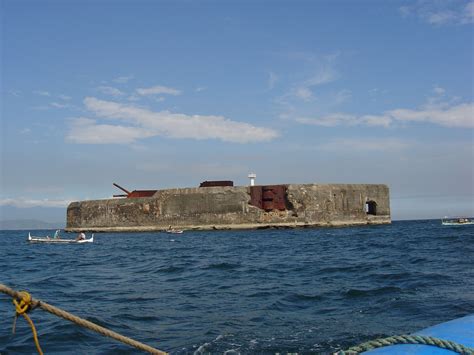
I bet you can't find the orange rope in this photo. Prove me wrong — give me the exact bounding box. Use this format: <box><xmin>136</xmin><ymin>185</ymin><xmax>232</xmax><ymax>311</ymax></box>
<box><xmin>12</xmin><ymin>291</ymin><xmax>43</xmax><ymax>355</ymax></box>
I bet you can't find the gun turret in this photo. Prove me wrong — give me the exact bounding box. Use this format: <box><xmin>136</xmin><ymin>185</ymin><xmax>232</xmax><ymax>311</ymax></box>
<box><xmin>113</xmin><ymin>183</ymin><xmax>158</xmax><ymax>198</ymax></box>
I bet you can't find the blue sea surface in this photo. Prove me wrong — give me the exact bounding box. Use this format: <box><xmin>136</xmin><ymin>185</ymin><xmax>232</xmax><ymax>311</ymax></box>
<box><xmin>1</xmin><ymin>220</ymin><xmax>473</xmax><ymax>354</ymax></box>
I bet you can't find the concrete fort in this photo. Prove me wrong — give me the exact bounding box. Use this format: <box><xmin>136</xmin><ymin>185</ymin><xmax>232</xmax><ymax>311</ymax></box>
<box><xmin>66</xmin><ymin>183</ymin><xmax>391</xmax><ymax>232</ymax></box>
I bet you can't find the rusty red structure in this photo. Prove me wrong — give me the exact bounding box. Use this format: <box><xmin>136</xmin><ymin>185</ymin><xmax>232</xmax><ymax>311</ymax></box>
<box><xmin>249</xmin><ymin>185</ymin><xmax>288</xmax><ymax>211</ymax></box>
<box><xmin>113</xmin><ymin>183</ymin><xmax>157</xmax><ymax>198</ymax></box>
<box><xmin>199</xmin><ymin>180</ymin><xmax>234</xmax><ymax>187</ymax></box>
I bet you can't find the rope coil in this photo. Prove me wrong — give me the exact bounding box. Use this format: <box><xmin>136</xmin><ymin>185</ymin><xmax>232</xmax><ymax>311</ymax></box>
<box><xmin>336</xmin><ymin>334</ymin><xmax>474</xmax><ymax>354</ymax></box>
<box><xmin>11</xmin><ymin>290</ymin><xmax>43</xmax><ymax>355</ymax></box>
<box><xmin>13</xmin><ymin>291</ymin><xmax>33</xmax><ymax>315</ymax></box>
<box><xmin>1</xmin><ymin>283</ymin><xmax>167</xmax><ymax>355</ymax></box>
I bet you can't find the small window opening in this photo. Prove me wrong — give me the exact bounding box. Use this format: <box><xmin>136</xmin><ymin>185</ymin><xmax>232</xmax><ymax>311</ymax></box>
<box><xmin>365</xmin><ymin>201</ymin><xmax>377</xmax><ymax>215</ymax></box>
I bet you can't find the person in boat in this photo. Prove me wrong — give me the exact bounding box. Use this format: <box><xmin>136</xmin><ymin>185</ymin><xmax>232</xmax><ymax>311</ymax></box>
<box><xmin>53</xmin><ymin>230</ymin><xmax>60</xmax><ymax>239</ymax></box>
<box><xmin>76</xmin><ymin>232</ymin><xmax>86</xmax><ymax>241</ymax></box>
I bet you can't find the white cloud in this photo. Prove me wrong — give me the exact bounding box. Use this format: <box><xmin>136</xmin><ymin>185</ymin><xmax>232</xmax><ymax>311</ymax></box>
<box><xmin>283</xmin><ymin>57</ymin><xmax>338</xmax><ymax>102</ymax></box>
<box><xmin>195</xmin><ymin>86</ymin><xmax>207</xmax><ymax>92</ymax></box>
<box><xmin>304</xmin><ymin>67</ymin><xmax>337</xmax><ymax>87</ymax></box>
<box><xmin>0</xmin><ymin>197</ymin><xmax>72</xmax><ymax>208</ymax></box>
<box><xmin>399</xmin><ymin>5</ymin><xmax>411</xmax><ymax>17</ymax></box>
<box><xmin>113</xmin><ymin>75</ymin><xmax>134</xmax><ymax>83</ymax></box>
<box><xmin>428</xmin><ymin>11</ymin><xmax>457</xmax><ymax>24</ymax></box>
<box><xmin>136</xmin><ymin>85</ymin><xmax>181</xmax><ymax>96</ymax></box>
<box><xmin>400</xmin><ymin>0</ymin><xmax>474</xmax><ymax>25</ymax></box>
<box><xmin>97</xmin><ymin>86</ymin><xmax>125</xmax><ymax>97</ymax></box>
<box><xmin>388</xmin><ymin>102</ymin><xmax>473</xmax><ymax>127</ymax></box>
<box><xmin>433</xmin><ymin>86</ymin><xmax>446</xmax><ymax>95</ymax></box>
<box><xmin>296</xmin><ymin>114</ymin><xmax>349</xmax><ymax>127</ymax></box>
<box><xmin>127</xmin><ymin>94</ymin><xmax>141</xmax><ymax>101</ymax></box>
<box><xmin>333</xmin><ymin>89</ymin><xmax>352</xmax><ymax>104</ymax></box>
<box><xmin>58</xmin><ymin>94</ymin><xmax>72</xmax><ymax>100</ymax></box>
<box><xmin>466</xmin><ymin>1</ymin><xmax>474</xmax><ymax>20</ymax></box>
<box><xmin>296</xmin><ymin>101</ymin><xmax>473</xmax><ymax>128</ymax></box>
<box><xmin>66</xmin><ymin>117</ymin><xmax>153</xmax><ymax>144</ymax></box>
<box><xmin>34</xmin><ymin>90</ymin><xmax>51</xmax><ymax>96</ymax></box>
<box><xmin>294</xmin><ymin>87</ymin><xmax>313</xmax><ymax>101</ymax></box>
<box><xmin>67</xmin><ymin>98</ymin><xmax>279</xmax><ymax>144</ymax></box>
<box><xmin>50</xmin><ymin>102</ymin><xmax>69</xmax><ymax>108</ymax></box>
<box><xmin>361</xmin><ymin>114</ymin><xmax>393</xmax><ymax>127</ymax></box>
<box><xmin>296</xmin><ymin>113</ymin><xmax>391</xmax><ymax>127</ymax></box>
<box><xmin>292</xmin><ymin>66</ymin><xmax>338</xmax><ymax>102</ymax></box>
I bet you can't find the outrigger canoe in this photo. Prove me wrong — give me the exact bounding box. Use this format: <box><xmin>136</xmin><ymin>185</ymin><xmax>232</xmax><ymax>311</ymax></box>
<box><xmin>166</xmin><ymin>229</ymin><xmax>183</xmax><ymax>234</ymax></box>
<box><xmin>28</xmin><ymin>232</ymin><xmax>94</xmax><ymax>244</ymax></box>
<box><xmin>441</xmin><ymin>217</ymin><xmax>474</xmax><ymax>226</ymax></box>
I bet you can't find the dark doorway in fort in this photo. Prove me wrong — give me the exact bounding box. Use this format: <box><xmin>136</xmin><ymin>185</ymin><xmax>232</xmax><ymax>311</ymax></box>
<box><xmin>366</xmin><ymin>201</ymin><xmax>377</xmax><ymax>215</ymax></box>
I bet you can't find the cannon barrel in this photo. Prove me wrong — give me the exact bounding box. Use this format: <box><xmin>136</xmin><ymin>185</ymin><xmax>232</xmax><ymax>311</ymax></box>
<box><xmin>113</xmin><ymin>183</ymin><xmax>131</xmax><ymax>195</ymax></box>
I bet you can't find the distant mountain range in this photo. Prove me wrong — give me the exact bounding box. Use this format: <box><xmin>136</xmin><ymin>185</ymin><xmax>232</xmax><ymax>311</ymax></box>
<box><xmin>0</xmin><ymin>219</ymin><xmax>65</xmax><ymax>230</ymax></box>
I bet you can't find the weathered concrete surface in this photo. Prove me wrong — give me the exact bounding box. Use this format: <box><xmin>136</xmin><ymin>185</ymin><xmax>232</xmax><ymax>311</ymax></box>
<box><xmin>66</xmin><ymin>184</ymin><xmax>390</xmax><ymax>232</ymax></box>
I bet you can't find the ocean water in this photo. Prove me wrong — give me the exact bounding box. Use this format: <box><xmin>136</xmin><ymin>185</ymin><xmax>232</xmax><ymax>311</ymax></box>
<box><xmin>1</xmin><ymin>220</ymin><xmax>473</xmax><ymax>354</ymax></box>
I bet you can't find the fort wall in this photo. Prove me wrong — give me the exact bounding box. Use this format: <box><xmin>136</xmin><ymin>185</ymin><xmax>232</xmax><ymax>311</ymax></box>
<box><xmin>66</xmin><ymin>184</ymin><xmax>390</xmax><ymax>232</ymax></box>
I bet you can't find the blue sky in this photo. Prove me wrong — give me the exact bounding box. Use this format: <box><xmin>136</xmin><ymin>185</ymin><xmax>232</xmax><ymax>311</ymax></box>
<box><xmin>1</xmin><ymin>0</ymin><xmax>473</xmax><ymax>222</ymax></box>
